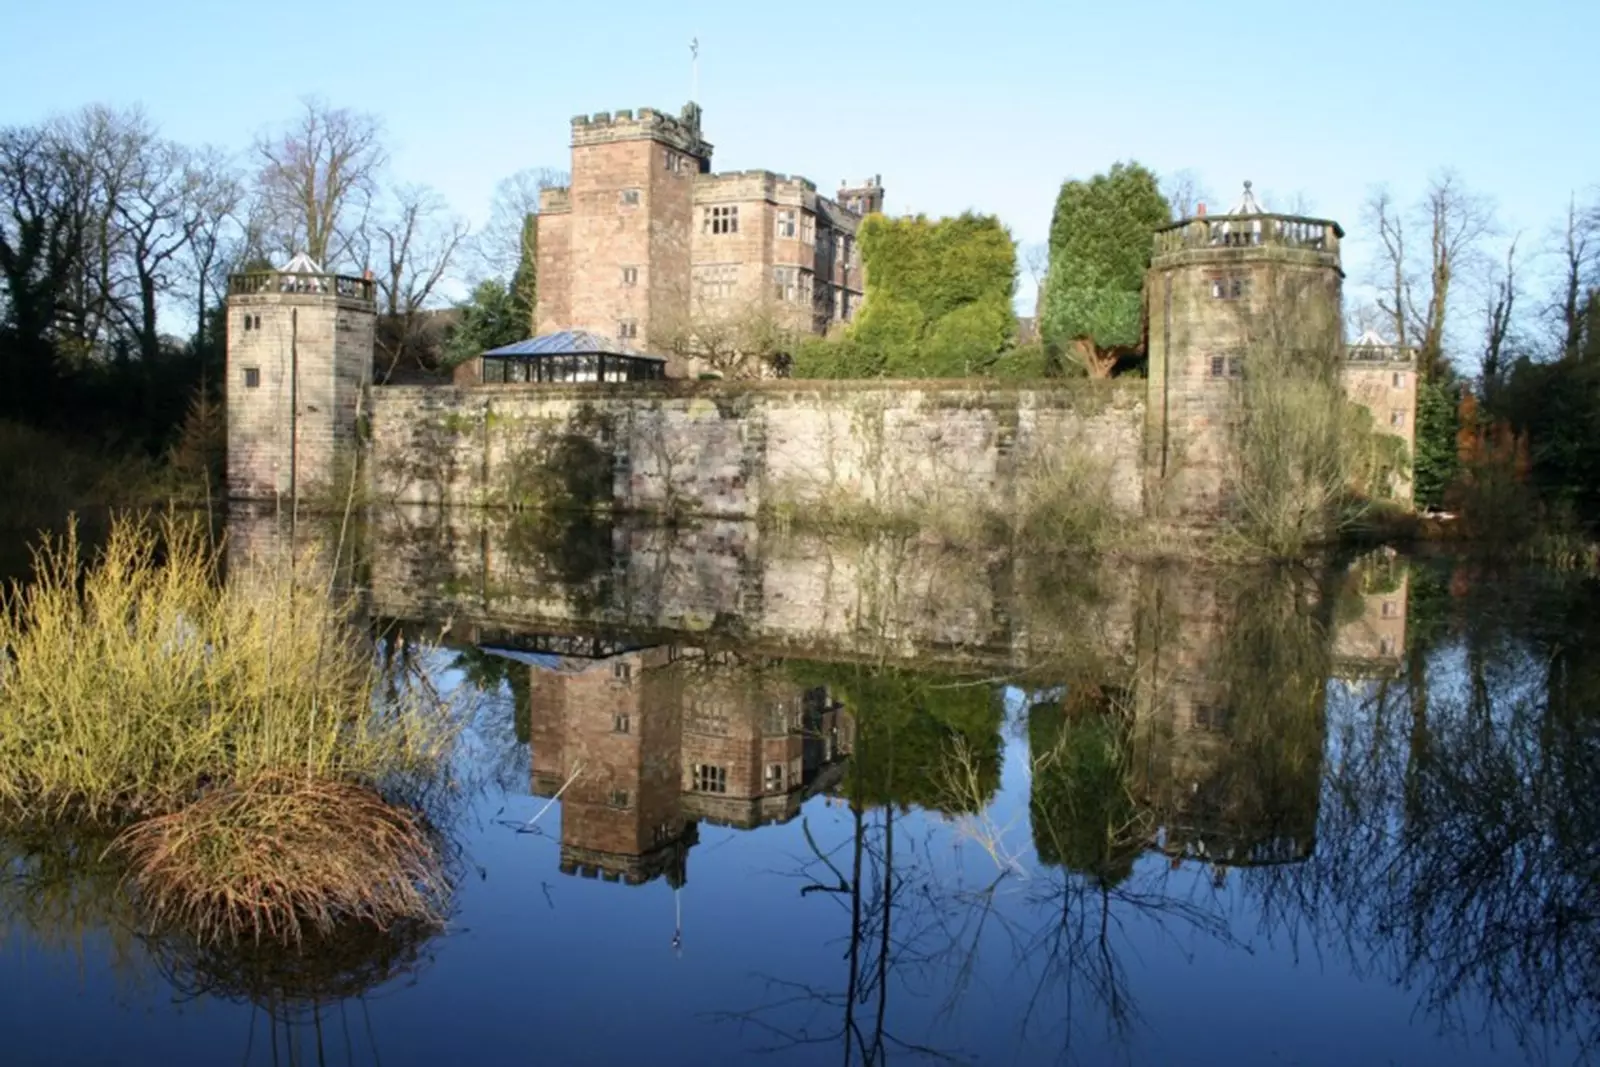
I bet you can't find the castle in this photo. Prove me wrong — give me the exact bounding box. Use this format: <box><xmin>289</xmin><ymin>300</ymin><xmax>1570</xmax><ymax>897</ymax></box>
<box><xmin>223</xmin><ymin>108</ymin><xmax>1418</xmax><ymax>521</ymax></box>
<box><xmin>533</xmin><ymin>103</ymin><xmax>884</xmax><ymax>378</ymax></box>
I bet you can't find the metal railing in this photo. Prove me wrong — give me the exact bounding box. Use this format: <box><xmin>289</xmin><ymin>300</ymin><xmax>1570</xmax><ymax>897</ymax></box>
<box><xmin>228</xmin><ymin>271</ymin><xmax>376</xmax><ymax>304</ymax></box>
<box><xmin>1154</xmin><ymin>214</ymin><xmax>1342</xmax><ymax>258</ymax></box>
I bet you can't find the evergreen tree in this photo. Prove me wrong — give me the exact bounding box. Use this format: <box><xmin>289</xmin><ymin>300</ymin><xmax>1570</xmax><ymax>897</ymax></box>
<box><xmin>1040</xmin><ymin>162</ymin><xmax>1170</xmax><ymax>377</ymax></box>
<box><xmin>508</xmin><ymin>213</ymin><xmax>537</xmax><ymax>336</ymax></box>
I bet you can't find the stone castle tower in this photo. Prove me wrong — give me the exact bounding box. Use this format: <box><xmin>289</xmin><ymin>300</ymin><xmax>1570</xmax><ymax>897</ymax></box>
<box><xmin>1144</xmin><ymin>183</ymin><xmax>1346</xmax><ymax>520</ymax></box>
<box><xmin>224</xmin><ymin>256</ymin><xmax>376</xmax><ymax>501</ymax></box>
<box><xmin>534</xmin><ymin>105</ymin><xmax>714</xmax><ymax>354</ymax></box>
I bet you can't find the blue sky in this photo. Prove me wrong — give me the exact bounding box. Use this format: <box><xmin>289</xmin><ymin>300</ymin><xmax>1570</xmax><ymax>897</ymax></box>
<box><xmin>2</xmin><ymin>0</ymin><xmax>1594</xmax><ymax>329</ymax></box>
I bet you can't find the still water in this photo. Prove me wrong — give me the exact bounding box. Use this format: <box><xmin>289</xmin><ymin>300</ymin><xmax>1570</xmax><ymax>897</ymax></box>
<box><xmin>2</xmin><ymin>508</ymin><xmax>1598</xmax><ymax>1066</ymax></box>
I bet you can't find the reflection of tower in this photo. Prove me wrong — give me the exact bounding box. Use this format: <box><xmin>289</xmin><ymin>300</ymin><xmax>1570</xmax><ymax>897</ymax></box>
<box><xmin>525</xmin><ymin>646</ymin><xmax>697</xmax><ymax>886</ymax></box>
<box><xmin>681</xmin><ymin>663</ymin><xmax>851</xmax><ymax>828</ymax></box>
<box><xmin>518</xmin><ymin>645</ymin><xmax>854</xmax><ymax>885</ymax></box>
<box><xmin>1128</xmin><ymin>567</ymin><xmax>1330</xmax><ymax>870</ymax></box>
<box><xmin>1331</xmin><ymin>551</ymin><xmax>1410</xmax><ymax>679</ymax></box>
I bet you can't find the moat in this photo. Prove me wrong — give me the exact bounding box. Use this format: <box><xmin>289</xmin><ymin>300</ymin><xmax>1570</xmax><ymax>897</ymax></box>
<box><xmin>2</xmin><ymin>509</ymin><xmax>1597</xmax><ymax>1067</ymax></box>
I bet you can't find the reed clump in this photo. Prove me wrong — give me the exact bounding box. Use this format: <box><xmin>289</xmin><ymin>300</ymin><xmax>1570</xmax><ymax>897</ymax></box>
<box><xmin>0</xmin><ymin>513</ymin><xmax>453</xmax><ymax>822</ymax></box>
<box><xmin>114</xmin><ymin>774</ymin><xmax>449</xmax><ymax>944</ymax></box>
<box><xmin>0</xmin><ymin>512</ymin><xmax>459</xmax><ymax>943</ymax></box>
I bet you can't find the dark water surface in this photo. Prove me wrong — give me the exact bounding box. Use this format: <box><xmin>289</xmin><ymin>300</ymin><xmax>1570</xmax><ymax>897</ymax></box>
<box><xmin>3</xmin><ymin>508</ymin><xmax>1598</xmax><ymax>1066</ymax></box>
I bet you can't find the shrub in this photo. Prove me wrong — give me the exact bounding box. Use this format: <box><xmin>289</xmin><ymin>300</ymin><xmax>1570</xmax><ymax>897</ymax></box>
<box><xmin>0</xmin><ymin>513</ymin><xmax>456</xmax><ymax>823</ymax></box>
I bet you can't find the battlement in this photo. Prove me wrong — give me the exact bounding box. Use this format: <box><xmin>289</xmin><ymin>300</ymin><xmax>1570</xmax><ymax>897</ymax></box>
<box><xmin>539</xmin><ymin>186</ymin><xmax>571</xmax><ymax>214</ymax></box>
<box><xmin>695</xmin><ymin>169</ymin><xmax>818</xmax><ymax>206</ymax></box>
<box><xmin>571</xmin><ymin>102</ymin><xmax>712</xmax><ymax>158</ymax></box>
<box><xmin>1153</xmin><ymin>213</ymin><xmax>1343</xmax><ymax>267</ymax></box>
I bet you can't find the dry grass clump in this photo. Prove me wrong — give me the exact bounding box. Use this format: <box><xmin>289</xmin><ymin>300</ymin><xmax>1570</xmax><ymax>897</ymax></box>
<box><xmin>0</xmin><ymin>512</ymin><xmax>454</xmax><ymax>823</ymax></box>
<box><xmin>113</xmin><ymin>774</ymin><xmax>448</xmax><ymax>945</ymax></box>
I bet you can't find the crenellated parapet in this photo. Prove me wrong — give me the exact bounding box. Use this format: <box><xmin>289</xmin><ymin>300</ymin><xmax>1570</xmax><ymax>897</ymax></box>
<box><xmin>571</xmin><ymin>103</ymin><xmax>712</xmax><ymax>161</ymax></box>
<box><xmin>539</xmin><ymin>186</ymin><xmax>571</xmax><ymax>215</ymax></box>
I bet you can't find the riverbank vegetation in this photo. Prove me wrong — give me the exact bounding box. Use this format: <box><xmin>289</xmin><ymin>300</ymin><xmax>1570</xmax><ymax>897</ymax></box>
<box><xmin>0</xmin><ymin>513</ymin><xmax>459</xmax><ymax>942</ymax></box>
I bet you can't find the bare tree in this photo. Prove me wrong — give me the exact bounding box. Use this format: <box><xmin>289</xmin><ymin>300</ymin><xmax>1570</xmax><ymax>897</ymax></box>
<box><xmin>1160</xmin><ymin>168</ymin><xmax>1213</xmax><ymax>221</ymax></box>
<box><xmin>1364</xmin><ymin>173</ymin><xmax>1493</xmax><ymax>378</ymax></box>
<box><xmin>1550</xmin><ymin>192</ymin><xmax>1599</xmax><ymax>362</ymax></box>
<box><xmin>366</xmin><ymin>184</ymin><xmax>468</xmax><ymax>381</ymax></box>
<box><xmin>1415</xmin><ymin>172</ymin><xmax>1493</xmax><ymax>378</ymax></box>
<box><xmin>1366</xmin><ymin>186</ymin><xmax>1413</xmax><ymax>349</ymax></box>
<box><xmin>253</xmin><ymin>98</ymin><xmax>386</xmax><ymax>270</ymax></box>
<box><xmin>100</xmin><ymin>116</ymin><xmax>197</xmax><ymax>364</ymax></box>
<box><xmin>654</xmin><ymin>291</ymin><xmax>799</xmax><ymax>379</ymax></box>
<box><xmin>474</xmin><ymin>167</ymin><xmax>566</xmax><ymax>282</ymax></box>
<box><xmin>0</xmin><ymin>121</ymin><xmax>91</xmax><ymax>409</ymax></box>
<box><xmin>177</xmin><ymin>146</ymin><xmax>244</xmax><ymax>348</ymax></box>
<box><xmin>1481</xmin><ymin>234</ymin><xmax>1520</xmax><ymax>388</ymax></box>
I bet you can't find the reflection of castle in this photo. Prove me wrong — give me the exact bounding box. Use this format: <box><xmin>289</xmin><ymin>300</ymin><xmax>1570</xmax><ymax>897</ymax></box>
<box><xmin>517</xmin><ymin>645</ymin><xmax>853</xmax><ymax>886</ymax></box>
<box><xmin>1331</xmin><ymin>551</ymin><xmax>1410</xmax><ymax>679</ymax></box>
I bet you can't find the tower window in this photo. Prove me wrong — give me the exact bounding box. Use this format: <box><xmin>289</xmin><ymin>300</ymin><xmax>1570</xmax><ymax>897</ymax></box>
<box><xmin>694</xmin><ymin>263</ymin><xmax>737</xmax><ymax>300</ymax></box>
<box><xmin>1381</xmin><ymin>600</ymin><xmax>1399</xmax><ymax>618</ymax></box>
<box><xmin>773</xmin><ymin>266</ymin><xmax>798</xmax><ymax>302</ymax></box>
<box><xmin>1209</xmin><ymin>274</ymin><xmax>1250</xmax><ymax>300</ymax></box>
<box><xmin>620</xmin><ymin>188</ymin><xmax>641</xmax><ymax>207</ymax></box>
<box><xmin>618</xmin><ymin>320</ymin><xmax>638</xmax><ymax>340</ymax></box>
<box><xmin>776</xmin><ymin>210</ymin><xmax>796</xmax><ymax>239</ymax></box>
<box><xmin>1392</xmin><ymin>371</ymin><xmax>1406</xmax><ymax>389</ymax></box>
<box><xmin>621</xmin><ymin>266</ymin><xmax>638</xmax><ymax>287</ymax></box>
<box><xmin>243</xmin><ymin>316</ymin><xmax>252</xmax><ymax>332</ymax></box>
<box><xmin>693</xmin><ymin>764</ymin><xmax>727</xmax><ymax>794</ymax></box>
<box><xmin>608</xmin><ymin>788</ymin><xmax>632</xmax><ymax>809</ymax></box>
<box><xmin>613</xmin><ymin>712</ymin><xmax>631</xmax><ymax>734</ymax></box>
<box><xmin>765</xmin><ymin>763</ymin><xmax>785</xmax><ymax>791</ymax></box>
<box><xmin>243</xmin><ymin>367</ymin><xmax>261</xmax><ymax>389</ymax></box>
<box><xmin>1390</xmin><ymin>409</ymin><xmax>1406</xmax><ymax>428</ymax></box>
<box><xmin>1209</xmin><ymin>355</ymin><xmax>1244</xmax><ymax>379</ymax></box>
<box><xmin>704</xmin><ymin>205</ymin><xmax>738</xmax><ymax>235</ymax></box>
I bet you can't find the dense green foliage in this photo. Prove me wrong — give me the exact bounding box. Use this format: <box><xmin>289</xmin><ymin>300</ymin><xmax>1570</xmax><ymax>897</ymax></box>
<box><xmin>508</xmin><ymin>212</ymin><xmax>537</xmax><ymax>335</ymax></box>
<box><xmin>1489</xmin><ymin>356</ymin><xmax>1600</xmax><ymax>525</ymax></box>
<box><xmin>787</xmin><ymin>662</ymin><xmax>1003</xmax><ymax>813</ymax></box>
<box><xmin>443</xmin><ymin>280</ymin><xmax>527</xmax><ymax>367</ymax></box>
<box><xmin>1039</xmin><ymin>163</ymin><xmax>1170</xmax><ymax>375</ymax></box>
<box><xmin>1415</xmin><ymin>378</ymin><xmax>1461</xmax><ymax>511</ymax></box>
<box><xmin>791</xmin><ymin>213</ymin><xmax>1017</xmax><ymax>379</ymax></box>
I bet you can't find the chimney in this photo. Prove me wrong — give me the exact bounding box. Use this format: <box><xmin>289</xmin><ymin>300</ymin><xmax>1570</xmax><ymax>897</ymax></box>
<box><xmin>1196</xmin><ymin>202</ymin><xmax>1207</xmax><ymax>218</ymax></box>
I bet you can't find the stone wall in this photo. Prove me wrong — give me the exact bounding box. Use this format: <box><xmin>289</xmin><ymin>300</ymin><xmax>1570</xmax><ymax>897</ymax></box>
<box><xmin>366</xmin><ymin>378</ymin><xmax>1146</xmax><ymax>523</ymax></box>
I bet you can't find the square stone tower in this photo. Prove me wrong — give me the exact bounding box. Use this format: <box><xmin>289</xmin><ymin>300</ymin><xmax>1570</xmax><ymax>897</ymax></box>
<box><xmin>1144</xmin><ymin>183</ymin><xmax>1346</xmax><ymax>522</ymax></box>
<box><xmin>225</xmin><ymin>256</ymin><xmax>376</xmax><ymax>501</ymax></box>
<box><xmin>535</xmin><ymin>105</ymin><xmax>713</xmax><ymax>360</ymax></box>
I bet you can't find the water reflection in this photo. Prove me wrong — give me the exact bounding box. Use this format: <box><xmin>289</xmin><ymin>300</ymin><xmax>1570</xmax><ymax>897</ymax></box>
<box><xmin>1</xmin><ymin>507</ymin><xmax>1596</xmax><ymax>1066</ymax></box>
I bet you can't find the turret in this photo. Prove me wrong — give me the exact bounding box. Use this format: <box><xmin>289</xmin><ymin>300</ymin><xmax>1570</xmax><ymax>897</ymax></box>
<box><xmin>224</xmin><ymin>254</ymin><xmax>375</xmax><ymax>501</ymax></box>
<box><xmin>1144</xmin><ymin>182</ymin><xmax>1345</xmax><ymax>521</ymax></box>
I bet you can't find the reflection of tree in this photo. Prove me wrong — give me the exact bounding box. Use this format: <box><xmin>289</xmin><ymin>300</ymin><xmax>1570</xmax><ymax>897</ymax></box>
<box><xmin>718</xmin><ymin>797</ymin><xmax>969</xmax><ymax>1065</ymax></box>
<box><xmin>1028</xmin><ymin>689</ymin><xmax>1141</xmax><ymax>885</ymax></box>
<box><xmin>144</xmin><ymin>917</ymin><xmax>440</xmax><ymax>1066</ymax></box>
<box><xmin>0</xmin><ymin>824</ymin><xmax>444</xmax><ymax>1066</ymax></box>
<box><xmin>789</xmin><ymin>662</ymin><xmax>1004</xmax><ymax>814</ymax></box>
<box><xmin>1246</xmin><ymin>568</ymin><xmax>1600</xmax><ymax>1057</ymax></box>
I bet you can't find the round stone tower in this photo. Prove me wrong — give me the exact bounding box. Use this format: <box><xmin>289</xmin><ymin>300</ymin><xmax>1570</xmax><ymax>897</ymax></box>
<box><xmin>1143</xmin><ymin>183</ymin><xmax>1345</xmax><ymax>521</ymax></box>
<box><xmin>225</xmin><ymin>254</ymin><xmax>376</xmax><ymax>501</ymax></box>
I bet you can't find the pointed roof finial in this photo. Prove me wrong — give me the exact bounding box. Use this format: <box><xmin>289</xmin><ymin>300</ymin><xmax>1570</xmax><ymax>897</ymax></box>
<box><xmin>1231</xmin><ymin>180</ymin><xmax>1264</xmax><ymax>216</ymax></box>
